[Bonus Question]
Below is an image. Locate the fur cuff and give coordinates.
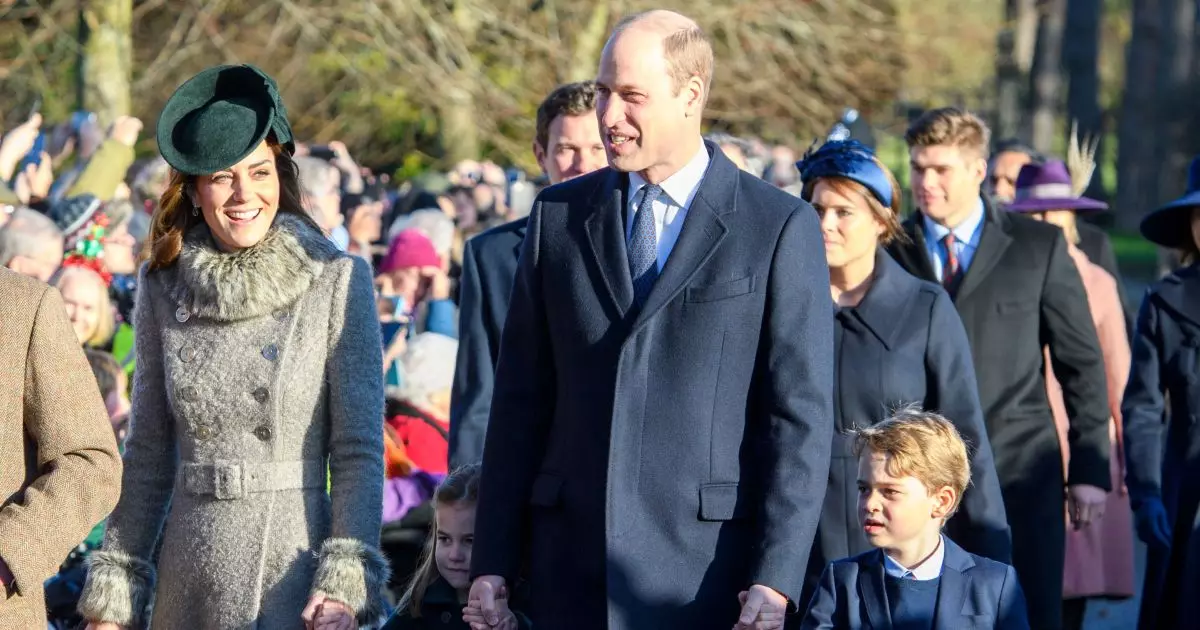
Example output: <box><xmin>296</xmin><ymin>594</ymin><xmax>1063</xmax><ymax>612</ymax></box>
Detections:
<box><xmin>312</xmin><ymin>538</ymin><xmax>392</xmax><ymax>626</ymax></box>
<box><xmin>78</xmin><ymin>550</ymin><xmax>156</xmax><ymax>628</ymax></box>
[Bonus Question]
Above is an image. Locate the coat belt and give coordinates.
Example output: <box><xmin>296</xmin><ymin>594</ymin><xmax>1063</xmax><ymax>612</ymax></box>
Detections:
<box><xmin>181</xmin><ymin>459</ymin><xmax>326</xmax><ymax>500</ymax></box>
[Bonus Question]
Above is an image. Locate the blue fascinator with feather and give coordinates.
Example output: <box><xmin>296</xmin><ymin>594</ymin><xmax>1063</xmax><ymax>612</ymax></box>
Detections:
<box><xmin>795</xmin><ymin>139</ymin><xmax>893</xmax><ymax>207</ymax></box>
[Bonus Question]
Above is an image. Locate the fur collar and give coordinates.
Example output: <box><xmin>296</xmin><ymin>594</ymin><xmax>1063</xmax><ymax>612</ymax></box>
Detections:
<box><xmin>168</xmin><ymin>213</ymin><xmax>341</xmax><ymax>322</ymax></box>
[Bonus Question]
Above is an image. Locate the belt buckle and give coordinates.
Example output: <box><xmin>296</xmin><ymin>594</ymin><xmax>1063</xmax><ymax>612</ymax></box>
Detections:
<box><xmin>213</xmin><ymin>463</ymin><xmax>245</xmax><ymax>500</ymax></box>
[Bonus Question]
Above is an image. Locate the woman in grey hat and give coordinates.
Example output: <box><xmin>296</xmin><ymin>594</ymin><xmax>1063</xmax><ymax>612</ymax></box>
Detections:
<box><xmin>79</xmin><ymin>64</ymin><xmax>388</xmax><ymax>630</ymax></box>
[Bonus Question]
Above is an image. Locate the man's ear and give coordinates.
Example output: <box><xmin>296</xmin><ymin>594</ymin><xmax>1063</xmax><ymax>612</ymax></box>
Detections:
<box><xmin>533</xmin><ymin>141</ymin><xmax>549</xmax><ymax>178</ymax></box>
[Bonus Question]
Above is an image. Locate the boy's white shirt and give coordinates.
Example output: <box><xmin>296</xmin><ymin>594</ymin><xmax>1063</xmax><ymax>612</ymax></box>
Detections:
<box><xmin>882</xmin><ymin>535</ymin><xmax>945</xmax><ymax>581</ymax></box>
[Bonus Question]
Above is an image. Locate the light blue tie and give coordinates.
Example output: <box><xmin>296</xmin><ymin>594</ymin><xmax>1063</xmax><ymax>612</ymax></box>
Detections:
<box><xmin>628</xmin><ymin>184</ymin><xmax>662</xmax><ymax>308</ymax></box>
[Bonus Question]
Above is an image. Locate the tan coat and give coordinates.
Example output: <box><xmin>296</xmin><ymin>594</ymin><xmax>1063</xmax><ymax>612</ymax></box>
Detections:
<box><xmin>0</xmin><ymin>269</ymin><xmax>122</xmax><ymax>628</ymax></box>
<box><xmin>1044</xmin><ymin>245</ymin><xmax>1136</xmax><ymax>599</ymax></box>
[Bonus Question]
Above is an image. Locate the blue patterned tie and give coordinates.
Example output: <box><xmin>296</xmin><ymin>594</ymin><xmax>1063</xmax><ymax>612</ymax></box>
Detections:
<box><xmin>628</xmin><ymin>184</ymin><xmax>662</xmax><ymax>308</ymax></box>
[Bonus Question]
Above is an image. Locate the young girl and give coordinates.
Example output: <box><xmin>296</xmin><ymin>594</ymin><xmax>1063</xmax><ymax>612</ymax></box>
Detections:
<box><xmin>375</xmin><ymin>465</ymin><xmax>528</xmax><ymax>630</ymax></box>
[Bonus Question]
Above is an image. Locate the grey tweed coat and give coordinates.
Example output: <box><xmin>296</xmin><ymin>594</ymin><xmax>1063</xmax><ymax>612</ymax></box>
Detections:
<box><xmin>78</xmin><ymin>213</ymin><xmax>388</xmax><ymax>629</ymax></box>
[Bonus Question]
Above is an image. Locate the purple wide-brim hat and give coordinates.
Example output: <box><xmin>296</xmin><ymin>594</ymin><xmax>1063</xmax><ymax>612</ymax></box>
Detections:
<box><xmin>1003</xmin><ymin>159</ymin><xmax>1108</xmax><ymax>213</ymax></box>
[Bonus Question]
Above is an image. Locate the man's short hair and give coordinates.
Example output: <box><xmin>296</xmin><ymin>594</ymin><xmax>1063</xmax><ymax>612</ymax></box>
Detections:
<box><xmin>0</xmin><ymin>207</ymin><xmax>63</xmax><ymax>266</ymax></box>
<box><xmin>990</xmin><ymin>138</ymin><xmax>1045</xmax><ymax>165</ymax></box>
<box><xmin>295</xmin><ymin>155</ymin><xmax>338</xmax><ymax>198</ymax></box>
<box><xmin>904</xmin><ymin>107</ymin><xmax>991</xmax><ymax>161</ymax></box>
<box><xmin>852</xmin><ymin>405</ymin><xmax>971</xmax><ymax>516</ymax></box>
<box><xmin>615</xmin><ymin>11</ymin><xmax>715</xmax><ymax>105</ymax></box>
<box><xmin>535</xmin><ymin>82</ymin><xmax>599</xmax><ymax>151</ymax></box>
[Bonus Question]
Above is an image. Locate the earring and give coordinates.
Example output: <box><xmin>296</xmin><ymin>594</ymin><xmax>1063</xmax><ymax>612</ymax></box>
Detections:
<box><xmin>192</xmin><ymin>206</ymin><xmax>199</xmax><ymax>217</ymax></box>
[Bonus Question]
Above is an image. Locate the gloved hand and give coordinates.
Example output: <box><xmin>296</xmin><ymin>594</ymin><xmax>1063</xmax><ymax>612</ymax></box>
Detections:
<box><xmin>1134</xmin><ymin>498</ymin><xmax>1172</xmax><ymax>549</ymax></box>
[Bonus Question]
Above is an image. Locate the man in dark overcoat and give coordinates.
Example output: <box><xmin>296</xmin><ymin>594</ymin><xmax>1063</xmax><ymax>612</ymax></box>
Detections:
<box><xmin>449</xmin><ymin>81</ymin><xmax>607</xmax><ymax>468</ymax></box>
<box><xmin>887</xmin><ymin>108</ymin><xmax>1111</xmax><ymax>630</ymax></box>
<box><xmin>468</xmin><ymin>10</ymin><xmax>834</xmax><ymax>630</ymax></box>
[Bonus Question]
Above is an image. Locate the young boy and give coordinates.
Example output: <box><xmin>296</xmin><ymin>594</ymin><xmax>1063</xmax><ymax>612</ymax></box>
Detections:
<box><xmin>85</xmin><ymin>349</ymin><xmax>130</xmax><ymax>444</ymax></box>
<box><xmin>801</xmin><ymin>407</ymin><xmax>1029</xmax><ymax>629</ymax></box>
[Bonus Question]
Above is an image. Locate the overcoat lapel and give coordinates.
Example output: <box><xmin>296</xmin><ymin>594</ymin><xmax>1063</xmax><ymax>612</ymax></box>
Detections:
<box><xmin>583</xmin><ymin>169</ymin><xmax>635</xmax><ymax>318</ymax></box>
<box><xmin>953</xmin><ymin>205</ymin><xmax>1012</xmax><ymax>304</ymax></box>
<box><xmin>631</xmin><ymin>144</ymin><xmax>731</xmax><ymax>332</ymax></box>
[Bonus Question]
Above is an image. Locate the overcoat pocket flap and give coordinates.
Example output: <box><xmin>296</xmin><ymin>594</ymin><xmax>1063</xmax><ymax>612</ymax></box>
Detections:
<box><xmin>699</xmin><ymin>483</ymin><xmax>748</xmax><ymax>521</ymax></box>
<box><xmin>529</xmin><ymin>473</ymin><xmax>564</xmax><ymax>507</ymax></box>
<box><xmin>685</xmin><ymin>276</ymin><xmax>754</xmax><ymax>303</ymax></box>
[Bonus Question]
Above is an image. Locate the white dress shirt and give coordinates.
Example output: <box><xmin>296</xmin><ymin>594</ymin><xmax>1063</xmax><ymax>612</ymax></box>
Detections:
<box><xmin>626</xmin><ymin>145</ymin><xmax>711</xmax><ymax>271</ymax></box>
<box><xmin>883</xmin><ymin>535</ymin><xmax>946</xmax><ymax>581</ymax></box>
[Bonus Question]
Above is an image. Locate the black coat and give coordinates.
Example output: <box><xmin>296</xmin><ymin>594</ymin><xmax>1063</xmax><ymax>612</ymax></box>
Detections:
<box><xmin>800</xmin><ymin>537</ymin><xmax>1030</xmax><ymax>630</ymax></box>
<box><xmin>472</xmin><ymin>143</ymin><xmax>835</xmax><ymax>629</ymax></box>
<box><xmin>886</xmin><ymin>200</ymin><xmax>1110</xmax><ymax>630</ymax></box>
<box><xmin>1121</xmin><ymin>265</ymin><xmax>1200</xmax><ymax>630</ymax></box>
<box><xmin>802</xmin><ymin>250</ymin><xmax>1010</xmax><ymax>605</ymax></box>
<box><xmin>381</xmin><ymin>577</ymin><xmax>531</xmax><ymax>630</ymax></box>
<box><xmin>448</xmin><ymin>217</ymin><xmax>525</xmax><ymax>468</ymax></box>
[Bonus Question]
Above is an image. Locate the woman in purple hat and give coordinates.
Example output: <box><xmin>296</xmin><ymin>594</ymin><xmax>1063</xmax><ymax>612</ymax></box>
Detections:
<box><xmin>1120</xmin><ymin>156</ymin><xmax>1200</xmax><ymax>629</ymax></box>
<box><xmin>1003</xmin><ymin>159</ymin><xmax>1135</xmax><ymax>629</ymax></box>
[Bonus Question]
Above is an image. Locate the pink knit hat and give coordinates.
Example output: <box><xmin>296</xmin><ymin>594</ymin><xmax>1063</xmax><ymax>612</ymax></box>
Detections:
<box><xmin>380</xmin><ymin>228</ymin><xmax>442</xmax><ymax>273</ymax></box>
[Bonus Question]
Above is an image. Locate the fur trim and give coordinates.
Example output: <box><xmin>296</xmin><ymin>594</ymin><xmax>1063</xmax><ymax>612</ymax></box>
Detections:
<box><xmin>169</xmin><ymin>213</ymin><xmax>340</xmax><ymax>321</ymax></box>
<box><xmin>311</xmin><ymin>537</ymin><xmax>392</xmax><ymax>627</ymax></box>
<box><xmin>78</xmin><ymin>550</ymin><xmax>156</xmax><ymax>628</ymax></box>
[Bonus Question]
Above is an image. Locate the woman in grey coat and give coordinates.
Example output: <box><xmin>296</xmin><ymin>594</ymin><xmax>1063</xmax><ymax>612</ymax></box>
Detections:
<box><xmin>78</xmin><ymin>64</ymin><xmax>388</xmax><ymax>630</ymax></box>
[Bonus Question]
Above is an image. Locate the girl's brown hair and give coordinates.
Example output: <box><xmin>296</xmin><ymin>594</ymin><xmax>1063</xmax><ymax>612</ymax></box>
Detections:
<box><xmin>802</xmin><ymin>155</ymin><xmax>907</xmax><ymax>245</ymax></box>
<box><xmin>400</xmin><ymin>464</ymin><xmax>482</xmax><ymax>618</ymax></box>
<box><xmin>142</xmin><ymin>138</ymin><xmax>322</xmax><ymax>270</ymax></box>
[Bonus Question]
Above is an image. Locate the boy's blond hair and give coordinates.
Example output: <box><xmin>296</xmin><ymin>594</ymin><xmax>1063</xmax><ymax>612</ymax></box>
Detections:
<box><xmin>852</xmin><ymin>406</ymin><xmax>971</xmax><ymax>516</ymax></box>
<box><xmin>904</xmin><ymin>107</ymin><xmax>991</xmax><ymax>161</ymax></box>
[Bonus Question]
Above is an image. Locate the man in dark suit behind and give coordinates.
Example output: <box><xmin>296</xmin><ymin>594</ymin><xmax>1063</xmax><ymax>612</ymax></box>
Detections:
<box><xmin>887</xmin><ymin>108</ymin><xmax>1111</xmax><ymax>630</ymax></box>
<box><xmin>468</xmin><ymin>10</ymin><xmax>833</xmax><ymax>630</ymax></box>
<box><xmin>449</xmin><ymin>82</ymin><xmax>608</xmax><ymax>468</ymax></box>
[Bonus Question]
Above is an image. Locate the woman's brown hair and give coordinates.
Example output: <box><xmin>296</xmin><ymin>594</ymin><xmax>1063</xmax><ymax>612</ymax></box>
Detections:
<box><xmin>802</xmin><ymin>155</ymin><xmax>907</xmax><ymax>245</ymax></box>
<box><xmin>400</xmin><ymin>464</ymin><xmax>482</xmax><ymax>618</ymax></box>
<box><xmin>142</xmin><ymin>137</ymin><xmax>323</xmax><ymax>270</ymax></box>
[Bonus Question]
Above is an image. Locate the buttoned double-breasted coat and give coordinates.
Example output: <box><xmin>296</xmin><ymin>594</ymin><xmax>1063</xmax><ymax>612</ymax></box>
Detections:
<box><xmin>79</xmin><ymin>213</ymin><xmax>389</xmax><ymax>629</ymax></box>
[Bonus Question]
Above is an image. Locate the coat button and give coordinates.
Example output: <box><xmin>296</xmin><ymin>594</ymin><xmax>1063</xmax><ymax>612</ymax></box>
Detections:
<box><xmin>253</xmin><ymin>387</ymin><xmax>270</xmax><ymax>403</ymax></box>
<box><xmin>262</xmin><ymin>344</ymin><xmax>279</xmax><ymax>361</ymax></box>
<box><xmin>175</xmin><ymin>306</ymin><xmax>190</xmax><ymax>323</ymax></box>
<box><xmin>440</xmin><ymin>612</ymin><xmax>452</xmax><ymax>624</ymax></box>
<box><xmin>180</xmin><ymin>386</ymin><xmax>198</xmax><ymax>402</ymax></box>
<box><xmin>195</xmin><ymin>425</ymin><xmax>212</xmax><ymax>440</ymax></box>
<box><xmin>179</xmin><ymin>344</ymin><xmax>197</xmax><ymax>363</ymax></box>
<box><xmin>254</xmin><ymin>425</ymin><xmax>273</xmax><ymax>441</ymax></box>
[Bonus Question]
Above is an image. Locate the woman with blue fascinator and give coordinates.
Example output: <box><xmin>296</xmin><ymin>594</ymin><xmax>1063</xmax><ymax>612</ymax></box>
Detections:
<box><xmin>797</xmin><ymin>140</ymin><xmax>1011</xmax><ymax>606</ymax></box>
<box><xmin>77</xmin><ymin>65</ymin><xmax>387</xmax><ymax>630</ymax></box>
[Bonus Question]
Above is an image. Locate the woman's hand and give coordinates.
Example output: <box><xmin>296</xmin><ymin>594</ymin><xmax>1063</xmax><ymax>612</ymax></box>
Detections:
<box><xmin>302</xmin><ymin>593</ymin><xmax>355</xmax><ymax>630</ymax></box>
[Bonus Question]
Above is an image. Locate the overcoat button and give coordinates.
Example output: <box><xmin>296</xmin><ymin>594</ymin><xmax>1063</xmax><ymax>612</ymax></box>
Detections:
<box><xmin>253</xmin><ymin>387</ymin><xmax>270</xmax><ymax>403</ymax></box>
<box><xmin>195</xmin><ymin>426</ymin><xmax>212</xmax><ymax>440</ymax></box>
<box><xmin>262</xmin><ymin>344</ymin><xmax>279</xmax><ymax>361</ymax></box>
<box><xmin>254</xmin><ymin>425</ymin><xmax>273</xmax><ymax>441</ymax></box>
<box><xmin>181</xmin><ymin>386</ymin><xmax>198</xmax><ymax>402</ymax></box>
<box><xmin>440</xmin><ymin>612</ymin><xmax>452</xmax><ymax>624</ymax></box>
<box><xmin>179</xmin><ymin>344</ymin><xmax>197</xmax><ymax>362</ymax></box>
<box><xmin>175</xmin><ymin>307</ymin><xmax>190</xmax><ymax>323</ymax></box>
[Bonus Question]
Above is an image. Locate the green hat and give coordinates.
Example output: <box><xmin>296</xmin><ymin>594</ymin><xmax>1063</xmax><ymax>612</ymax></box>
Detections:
<box><xmin>156</xmin><ymin>64</ymin><xmax>295</xmax><ymax>175</ymax></box>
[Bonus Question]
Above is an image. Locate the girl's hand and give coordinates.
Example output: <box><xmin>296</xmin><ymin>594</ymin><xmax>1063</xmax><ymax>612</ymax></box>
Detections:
<box><xmin>302</xmin><ymin>593</ymin><xmax>354</xmax><ymax>630</ymax></box>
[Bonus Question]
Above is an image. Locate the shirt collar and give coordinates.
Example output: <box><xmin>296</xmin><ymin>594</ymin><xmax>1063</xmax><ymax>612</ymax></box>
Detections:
<box><xmin>628</xmin><ymin>143</ymin><xmax>711</xmax><ymax>210</ymax></box>
<box><xmin>883</xmin><ymin>535</ymin><xmax>945</xmax><ymax>581</ymax></box>
<box><xmin>922</xmin><ymin>197</ymin><xmax>985</xmax><ymax>244</ymax></box>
